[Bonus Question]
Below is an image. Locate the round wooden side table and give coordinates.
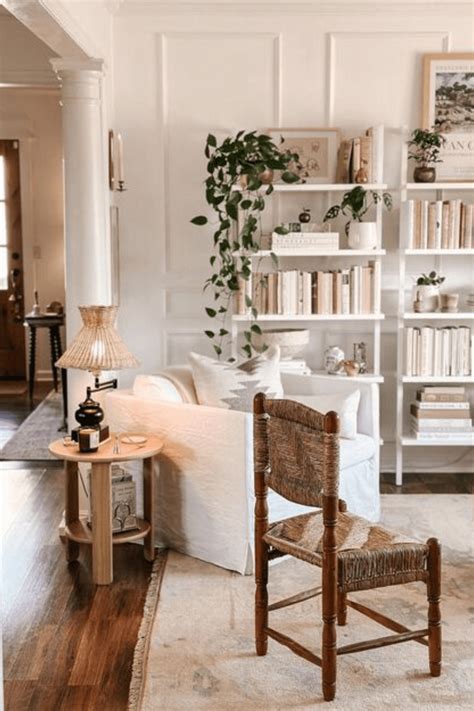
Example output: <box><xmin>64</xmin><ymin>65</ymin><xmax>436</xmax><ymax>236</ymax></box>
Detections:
<box><xmin>49</xmin><ymin>434</ymin><xmax>164</xmax><ymax>585</ymax></box>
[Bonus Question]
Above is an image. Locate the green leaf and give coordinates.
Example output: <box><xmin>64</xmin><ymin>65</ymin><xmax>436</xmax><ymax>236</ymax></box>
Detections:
<box><xmin>245</xmin><ymin>295</ymin><xmax>253</xmax><ymax>308</ymax></box>
<box><xmin>270</xmin><ymin>251</ymin><xmax>279</xmax><ymax>267</ymax></box>
<box><xmin>250</xmin><ymin>324</ymin><xmax>262</xmax><ymax>334</ymax></box>
<box><xmin>191</xmin><ymin>215</ymin><xmax>208</xmax><ymax>226</ymax></box>
<box><xmin>219</xmin><ymin>328</ymin><xmax>229</xmax><ymax>336</ymax></box>
<box><xmin>213</xmin><ymin>344</ymin><xmax>222</xmax><ymax>356</ymax></box>
<box><xmin>204</xmin><ymin>330</ymin><xmax>215</xmax><ymax>338</ymax></box>
<box><xmin>281</xmin><ymin>171</ymin><xmax>300</xmax><ymax>184</ymax></box>
<box><xmin>244</xmin><ymin>331</ymin><xmax>252</xmax><ymax>342</ymax></box>
<box><xmin>207</xmin><ymin>133</ymin><xmax>217</xmax><ymax>147</ymax></box>
<box><xmin>242</xmin><ymin>344</ymin><xmax>252</xmax><ymax>358</ymax></box>
<box><xmin>205</xmin><ymin>307</ymin><xmax>217</xmax><ymax>318</ymax></box>
<box><xmin>273</xmin><ymin>225</ymin><xmax>288</xmax><ymax>235</ymax></box>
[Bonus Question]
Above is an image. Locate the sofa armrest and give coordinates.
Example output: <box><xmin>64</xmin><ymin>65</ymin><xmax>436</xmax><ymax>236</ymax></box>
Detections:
<box><xmin>281</xmin><ymin>372</ymin><xmax>379</xmax><ymax>441</ymax></box>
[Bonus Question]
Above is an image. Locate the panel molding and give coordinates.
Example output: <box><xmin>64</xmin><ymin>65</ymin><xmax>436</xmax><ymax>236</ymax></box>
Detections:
<box><xmin>158</xmin><ymin>30</ymin><xmax>282</xmax><ymax>276</ymax></box>
<box><xmin>326</xmin><ymin>31</ymin><xmax>451</xmax><ymax>125</ymax></box>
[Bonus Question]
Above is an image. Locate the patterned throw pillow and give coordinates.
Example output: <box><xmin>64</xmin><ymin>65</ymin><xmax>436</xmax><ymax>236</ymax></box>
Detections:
<box><xmin>188</xmin><ymin>346</ymin><xmax>283</xmax><ymax>412</ymax></box>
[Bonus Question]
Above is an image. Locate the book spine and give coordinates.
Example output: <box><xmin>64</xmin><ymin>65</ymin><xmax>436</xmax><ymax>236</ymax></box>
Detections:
<box><xmin>441</xmin><ymin>202</ymin><xmax>450</xmax><ymax>249</ymax></box>
<box><xmin>427</xmin><ymin>202</ymin><xmax>436</xmax><ymax>249</ymax></box>
<box><xmin>435</xmin><ymin>200</ymin><xmax>443</xmax><ymax>250</ymax></box>
<box><xmin>341</xmin><ymin>270</ymin><xmax>350</xmax><ymax>314</ymax></box>
<box><xmin>351</xmin><ymin>138</ymin><xmax>361</xmax><ymax>182</ymax></box>
<box><xmin>405</xmin><ymin>200</ymin><xmax>415</xmax><ymax>249</ymax></box>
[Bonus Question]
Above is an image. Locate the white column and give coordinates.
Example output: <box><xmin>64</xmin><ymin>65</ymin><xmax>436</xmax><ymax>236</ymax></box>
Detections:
<box><xmin>51</xmin><ymin>58</ymin><xmax>112</xmax><ymax>428</ymax></box>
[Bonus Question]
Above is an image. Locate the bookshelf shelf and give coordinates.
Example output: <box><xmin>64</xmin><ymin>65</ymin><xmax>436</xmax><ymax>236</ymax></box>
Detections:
<box><xmin>233</xmin><ymin>182</ymin><xmax>388</xmax><ymax>193</ymax></box>
<box><xmin>395</xmin><ymin>128</ymin><xmax>474</xmax><ymax>485</ymax></box>
<box><xmin>232</xmin><ymin>313</ymin><xmax>385</xmax><ymax>322</ymax></box>
<box><xmin>404</xmin><ymin>249</ymin><xmax>474</xmax><ymax>256</ymax></box>
<box><xmin>238</xmin><ymin>249</ymin><xmax>387</xmax><ymax>258</ymax></box>
<box><xmin>402</xmin><ymin>376</ymin><xmax>474</xmax><ymax>384</ymax></box>
<box><xmin>404</xmin><ymin>182</ymin><xmax>474</xmax><ymax>191</ymax></box>
<box><xmin>403</xmin><ymin>312</ymin><xmax>474</xmax><ymax>321</ymax></box>
<box><xmin>308</xmin><ymin>370</ymin><xmax>384</xmax><ymax>384</ymax></box>
<box><xmin>401</xmin><ymin>435</ymin><xmax>474</xmax><ymax>447</ymax></box>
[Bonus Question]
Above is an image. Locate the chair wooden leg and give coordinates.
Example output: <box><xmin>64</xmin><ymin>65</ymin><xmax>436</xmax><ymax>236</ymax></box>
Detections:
<box><xmin>322</xmin><ymin>494</ymin><xmax>338</xmax><ymax>701</ymax></box>
<box><xmin>427</xmin><ymin>537</ymin><xmax>442</xmax><ymax>677</ymax></box>
<box><xmin>337</xmin><ymin>591</ymin><xmax>347</xmax><ymax>626</ymax></box>
<box><xmin>255</xmin><ymin>537</ymin><xmax>268</xmax><ymax>656</ymax></box>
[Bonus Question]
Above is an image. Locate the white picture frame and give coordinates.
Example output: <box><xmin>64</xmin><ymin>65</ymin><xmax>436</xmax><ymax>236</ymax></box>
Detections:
<box><xmin>422</xmin><ymin>53</ymin><xmax>474</xmax><ymax>182</ymax></box>
<box><xmin>268</xmin><ymin>127</ymin><xmax>341</xmax><ymax>184</ymax></box>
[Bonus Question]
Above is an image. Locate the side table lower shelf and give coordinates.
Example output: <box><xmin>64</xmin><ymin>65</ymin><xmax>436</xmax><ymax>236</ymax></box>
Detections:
<box><xmin>66</xmin><ymin>517</ymin><xmax>151</xmax><ymax>545</ymax></box>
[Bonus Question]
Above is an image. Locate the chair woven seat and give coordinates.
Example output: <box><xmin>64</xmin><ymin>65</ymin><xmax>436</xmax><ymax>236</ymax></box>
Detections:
<box><xmin>264</xmin><ymin>511</ymin><xmax>429</xmax><ymax>592</ymax></box>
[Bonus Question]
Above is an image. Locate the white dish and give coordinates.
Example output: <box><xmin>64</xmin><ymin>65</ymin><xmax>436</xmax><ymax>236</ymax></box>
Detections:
<box><xmin>120</xmin><ymin>434</ymin><xmax>148</xmax><ymax>445</ymax></box>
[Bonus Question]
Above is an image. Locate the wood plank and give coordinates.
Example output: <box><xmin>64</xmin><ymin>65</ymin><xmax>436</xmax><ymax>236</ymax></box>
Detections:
<box><xmin>337</xmin><ymin>629</ymin><xmax>429</xmax><ymax>656</ymax></box>
<box><xmin>346</xmin><ymin>598</ymin><xmax>428</xmax><ymax>646</ymax></box>
<box><xmin>266</xmin><ymin>627</ymin><xmax>322</xmax><ymax>667</ymax></box>
<box><xmin>269</xmin><ymin>586</ymin><xmax>322</xmax><ymax>612</ymax></box>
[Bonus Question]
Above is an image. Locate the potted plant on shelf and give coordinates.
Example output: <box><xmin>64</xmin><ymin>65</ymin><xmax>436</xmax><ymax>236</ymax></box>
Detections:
<box><xmin>414</xmin><ymin>271</ymin><xmax>445</xmax><ymax>312</ymax></box>
<box><xmin>407</xmin><ymin>128</ymin><xmax>446</xmax><ymax>183</ymax></box>
<box><xmin>323</xmin><ymin>185</ymin><xmax>392</xmax><ymax>250</ymax></box>
<box><xmin>191</xmin><ymin>130</ymin><xmax>300</xmax><ymax>359</ymax></box>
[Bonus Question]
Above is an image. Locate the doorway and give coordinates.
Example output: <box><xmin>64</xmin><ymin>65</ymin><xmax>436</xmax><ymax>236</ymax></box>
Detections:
<box><xmin>0</xmin><ymin>139</ymin><xmax>25</xmax><ymax>379</ymax></box>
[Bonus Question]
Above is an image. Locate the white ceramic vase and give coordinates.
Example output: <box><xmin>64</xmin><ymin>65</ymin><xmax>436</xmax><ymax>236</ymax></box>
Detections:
<box><xmin>416</xmin><ymin>284</ymin><xmax>440</xmax><ymax>312</ymax></box>
<box><xmin>348</xmin><ymin>221</ymin><xmax>377</xmax><ymax>250</ymax></box>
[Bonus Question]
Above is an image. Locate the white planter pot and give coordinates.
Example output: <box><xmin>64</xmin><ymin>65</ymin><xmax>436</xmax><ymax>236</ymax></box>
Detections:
<box><xmin>416</xmin><ymin>284</ymin><xmax>440</xmax><ymax>312</ymax></box>
<box><xmin>348</xmin><ymin>221</ymin><xmax>377</xmax><ymax>250</ymax></box>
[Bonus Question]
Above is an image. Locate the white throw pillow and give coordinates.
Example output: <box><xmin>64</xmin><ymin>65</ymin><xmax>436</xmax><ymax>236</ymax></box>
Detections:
<box><xmin>133</xmin><ymin>374</ymin><xmax>184</xmax><ymax>403</ymax></box>
<box><xmin>188</xmin><ymin>346</ymin><xmax>283</xmax><ymax>412</ymax></box>
<box><xmin>290</xmin><ymin>391</ymin><xmax>361</xmax><ymax>440</ymax></box>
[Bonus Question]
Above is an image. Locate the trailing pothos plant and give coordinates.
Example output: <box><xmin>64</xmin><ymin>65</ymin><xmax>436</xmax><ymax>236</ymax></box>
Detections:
<box><xmin>323</xmin><ymin>185</ymin><xmax>393</xmax><ymax>235</ymax></box>
<box><xmin>191</xmin><ymin>130</ymin><xmax>300</xmax><ymax>359</ymax></box>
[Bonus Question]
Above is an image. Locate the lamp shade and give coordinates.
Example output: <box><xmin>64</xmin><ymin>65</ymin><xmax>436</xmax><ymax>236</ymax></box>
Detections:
<box><xmin>56</xmin><ymin>305</ymin><xmax>139</xmax><ymax>374</ymax></box>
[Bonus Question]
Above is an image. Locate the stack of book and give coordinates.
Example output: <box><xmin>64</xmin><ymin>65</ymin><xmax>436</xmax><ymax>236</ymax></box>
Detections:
<box><xmin>405</xmin><ymin>326</ymin><xmax>472</xmax><ymax>377</ymax></box>
<box><xmin>279</xmin><ymin>359</ymin><xmax>311</xmax><ymax>376</ymax></box>
<box><xmin>410</xmin><ymin>386</ymin><xmax>473</xmax><ymax>442</ymax></box>
<box><xmin>335</xmin><ymin>126</ymin><xmax>381</xmax><ymax>183</ymax></box>
<box><xmin>272</xmin><ymin>225</ymin><xmax>339</xmax><ymax>252</ymax></box>
<box><xmin>404</xmin><ymin>199</ymin><xmax>473</xmax><ymax>249</ymax></box>
<box><xmin>235</xmin><ymin>261</ymin><xmax>378</xmax><ymax>316</ymax></box>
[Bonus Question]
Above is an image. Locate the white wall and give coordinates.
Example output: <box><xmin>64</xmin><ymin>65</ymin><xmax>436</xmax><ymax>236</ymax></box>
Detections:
<box><xmin>111</xmin><ymin>1</ymin><xmax>473</xmax><ymax>473</ymax></box>
<box><xmin>0</xmin><ymin>88</ymin><xmax>65</xmax><ymax>378</ymax></box>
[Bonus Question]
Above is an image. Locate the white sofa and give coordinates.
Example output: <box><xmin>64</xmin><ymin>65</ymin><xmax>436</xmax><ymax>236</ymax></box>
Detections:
<box><xmin>106</xmin><ymin>367</ymin><xmax>380</xmax><ymax>575</ymax></box>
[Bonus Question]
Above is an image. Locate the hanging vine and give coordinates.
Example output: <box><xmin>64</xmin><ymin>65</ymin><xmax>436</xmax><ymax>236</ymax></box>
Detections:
<box><xmin>191</xmin><ymin>130</ymin><xmax>300</xmax><ymax>359</ymax></box>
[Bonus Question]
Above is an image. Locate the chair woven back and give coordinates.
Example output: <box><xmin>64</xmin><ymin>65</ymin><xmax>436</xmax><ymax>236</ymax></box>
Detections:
<box><xmin>254</xmin><ymin>394</ymin><xmax>340</xmax><ymax>507</ymax></box>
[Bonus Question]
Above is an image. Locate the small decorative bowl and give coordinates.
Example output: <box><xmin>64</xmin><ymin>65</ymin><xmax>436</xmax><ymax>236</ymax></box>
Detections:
<box><xmin>342</xmin><ymin>360</ymin><xmax>360</xmax><ymax>377</ymax></box>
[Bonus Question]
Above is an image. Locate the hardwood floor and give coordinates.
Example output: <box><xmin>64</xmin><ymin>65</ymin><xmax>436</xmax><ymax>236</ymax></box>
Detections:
<box><xmin>0</xmin><ymin>385</ymin><xmax>472</xmax><ymax>709</ymax></box>
<box><xmin>1</xmin><ymin>384</ymin><xmax>160</xmax><ymax>710</ymax></box>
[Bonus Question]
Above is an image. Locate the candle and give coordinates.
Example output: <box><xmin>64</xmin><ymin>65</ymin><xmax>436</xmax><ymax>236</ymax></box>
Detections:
<box><xmin>116</xmin><ymin>133</ymin><xmax>124</xmax><ymax>183</ymax></box>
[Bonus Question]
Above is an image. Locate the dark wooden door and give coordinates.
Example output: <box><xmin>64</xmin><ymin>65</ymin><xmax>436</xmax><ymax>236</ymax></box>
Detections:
<box><xmin>0</xmin><ymin>140</ymin><xmax>25</xmax><ymax>378</ymax></box>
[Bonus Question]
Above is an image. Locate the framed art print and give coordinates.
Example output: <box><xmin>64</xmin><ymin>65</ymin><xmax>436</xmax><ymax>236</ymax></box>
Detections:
<box><xmin>268</xmin><ymin>128</ymin><xmax>340</xmax><ymax>183</ymax></box>
<box><xmin>422</xmin><ymin>53</ymin><xmax>474</xmax><ymax>181</ymax></box>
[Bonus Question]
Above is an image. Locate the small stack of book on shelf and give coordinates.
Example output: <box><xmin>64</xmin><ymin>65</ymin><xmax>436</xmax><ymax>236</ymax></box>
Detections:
<box><xmin>405</xmin><ymin>326</ymin><xmax>472</xmax><ymax>377</ymax></box>
<box><xmin>410</xmin><ymin>386</ymin><xmax>473</xmax><ymax>442</ymax></box>
<box><xmin>272</xmin><ymin>224</ymin><xmax>339</xmax><ymax>252</ymax></box>
<box><xmin>404</xmin><ymin>199</ymin><xmax>473</xmax><ymax>249</ymax></box>
<box><xmin>235</xmin><ymin>261</ymin><xmax>378</xmax><ymax>316</ymax></box>
<box><xmin>279</xmin><ymin>359</ymin><xmax>311</xmax><ymax>376</ymax></box>
<box><xmin>335</xmin><ymin>127</ymin><xmax>380</xmax><ymax>183</ymax></box>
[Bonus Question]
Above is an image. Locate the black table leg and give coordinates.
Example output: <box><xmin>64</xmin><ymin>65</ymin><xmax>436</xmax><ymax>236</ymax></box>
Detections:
<box><xmin>49</xmin><ymin>326</ymin><xmax>59</xmax><ymax>391</ymax></box>
<box><xmin>28</xmin><ymin>326</ymin><xmax>36</xmax><ymax>400</ymax></box>
<box><xmin>54</xmin><ymin>326</ymin><xmax>68</xmax><ymax>430</ymax></box>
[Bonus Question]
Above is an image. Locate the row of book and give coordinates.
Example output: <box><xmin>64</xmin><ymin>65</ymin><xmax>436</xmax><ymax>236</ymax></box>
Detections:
<box><xmin>271</xmin><ymin>225</ymin><xmax>339</xmax><ymax>252</ymax></box>
<box><xmin>335</xmin><ymin>127</ymin><xmax>380</xmax><ymax>183</ymax></box>
<box><xmin>235</xmin><ymin>262</ymin><xmax>379</xmax><ymax>316</ymax></box>
<box><xmin>405</xmin><ymin>326</ymin><xmax>472</xmax><ymax>377</ymax></box>
<box><xmin>410</xmin><ymin>386</ymin><xmax>473</xmax><ymax>442</ymax></box>
<box><xmin>404</xmin><ymin>199</ymin><xmax>473</xmax><ymax>250</ymax></box>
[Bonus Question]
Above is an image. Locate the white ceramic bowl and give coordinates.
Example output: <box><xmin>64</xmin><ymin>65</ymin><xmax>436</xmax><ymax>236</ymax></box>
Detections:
<box><xmin>253</xmin><ymin>328</ymin><xmax>309</xmax><ymax>360</ymax></box>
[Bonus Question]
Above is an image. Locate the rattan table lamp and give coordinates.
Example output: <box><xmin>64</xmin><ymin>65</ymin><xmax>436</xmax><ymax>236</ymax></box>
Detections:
<box><xmin>56</xmin><ymin>305</ymin><xmax>139</xmax><ymax>438</ymax></box>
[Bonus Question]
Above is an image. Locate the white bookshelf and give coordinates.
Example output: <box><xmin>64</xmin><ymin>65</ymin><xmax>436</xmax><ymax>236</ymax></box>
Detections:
<box><xmin>233</xmin><ymin>182</ymin><xmax>388</xmax><ymax>193</ymax></box>
<box><xmin>237</xmin><ymin>249</ymin><xmax>387</xmax><ymax>257</ymax></box>
<box><xmin>233</xmin><ymin>313</ymin><xmax>384</xmax><ymax>322</ymax></box>
<box><xmin>395</xmin><ymin>129</ymin><xmax>474</xmax><ymax>485</ymax></box>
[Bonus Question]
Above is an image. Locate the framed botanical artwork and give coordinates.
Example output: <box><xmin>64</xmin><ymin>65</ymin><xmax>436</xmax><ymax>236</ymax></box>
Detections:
<box><xmin>268</xmin><ymin>128</ymin><xmax>340</xmax><ymax>183</ymax></box>
<box><xmin>422</xmin><ymin>53</ymin><xmax>474</xmax><ymax>181</ymax></box>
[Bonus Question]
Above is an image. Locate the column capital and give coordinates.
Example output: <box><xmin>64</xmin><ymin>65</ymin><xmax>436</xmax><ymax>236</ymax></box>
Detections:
<box><xmin>50</xmin><ymin>58</ymin><xmax>104</xmax><ymax>76</ymax></box>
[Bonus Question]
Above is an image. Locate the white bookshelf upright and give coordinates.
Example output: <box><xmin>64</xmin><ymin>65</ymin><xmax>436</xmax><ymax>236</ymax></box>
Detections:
<box><xmin>395</xmin><ymin>133</ymin><xmax>474</xmax><ymax>485</ymax></box>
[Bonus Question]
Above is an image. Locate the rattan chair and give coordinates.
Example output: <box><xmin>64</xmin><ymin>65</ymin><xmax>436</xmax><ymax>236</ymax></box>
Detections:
<box><xmin>253</xmin><ymin>393</ymin><xmax>441</xmax><ymax>702</ymax></box>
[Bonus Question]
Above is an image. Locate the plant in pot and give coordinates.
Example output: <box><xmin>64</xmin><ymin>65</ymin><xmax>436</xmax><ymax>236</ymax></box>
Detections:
<box><xmin>191</xmin><ymin>130</ymin><xmax>300</xmax><ymax>359</ymax></box>
<box><xmin>323</xmin><ymin>185</ymin><xmax>392</xmax><ymax>250</ymax></box>
<box><xmin>414</xmin><ymin>271</ymin><xmax>445</xmax><ymax>312</ymax></box>
<box><xmin>407</xmin><ymin>128</ymin><xmax>446</xmax><ymax>183</ymax></box>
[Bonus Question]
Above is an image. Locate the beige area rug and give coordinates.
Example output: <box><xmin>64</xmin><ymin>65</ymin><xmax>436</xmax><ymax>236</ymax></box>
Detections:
<box><xmin>132</xmin><ymin>495</ymin><xmax>473</xmax><ymax>710</ymax></box>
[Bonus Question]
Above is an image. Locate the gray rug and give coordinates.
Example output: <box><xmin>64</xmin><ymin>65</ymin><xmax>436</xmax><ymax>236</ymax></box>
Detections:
<box><xmin>134</xmin><ymin>495</ymin><xmax>473</xmax><ymax>710</ymax></box>
<box><xmin>0</xmin><ymin>391</ymin><xmax>63</xmax><ymax>461</ymax></box>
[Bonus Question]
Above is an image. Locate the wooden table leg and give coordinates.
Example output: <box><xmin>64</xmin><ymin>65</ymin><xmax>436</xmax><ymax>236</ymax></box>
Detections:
<box><xmin>143</xmin><ymin>456</ymin><xmax>155</xmax><ymax>562</ymax></box>
<box><xmin>65</xmin><ymin>461</ymin><xmax>80</xmax><ymax>562</ymax></box>
<box><xmin>91</xmin><ymin>462</ymin><xmax>113</xmax><ymax>585</ymax></box>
